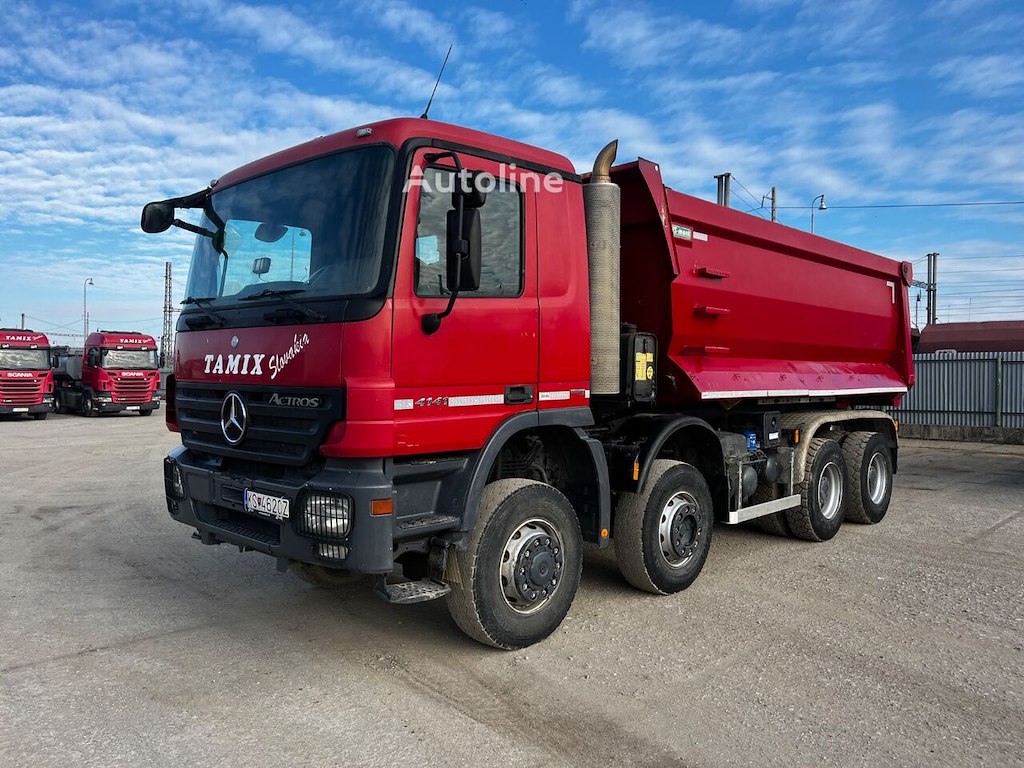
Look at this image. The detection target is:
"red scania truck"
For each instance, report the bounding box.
[143,118,913,649]
[0,329,54,419]
[54,330,161,416]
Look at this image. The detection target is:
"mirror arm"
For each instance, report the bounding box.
[422,151,467,335]
[171,219,217,239]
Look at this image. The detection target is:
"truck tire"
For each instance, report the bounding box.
[614,460,713,595]
[445,479,582,650]
[32,411,48,420]
[842,431,893,524]
[786,437,847,541]
[139,408,153,417]
[750,483,790,537]
[82,394,96,417]
[289,562,364,588]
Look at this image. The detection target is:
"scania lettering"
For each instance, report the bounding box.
[54,330,161,417]
[0,329,54,420]
[146,118,914,649]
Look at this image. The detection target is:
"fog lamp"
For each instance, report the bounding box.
[299,493,351,539]
[164,458,185,500]
[317,543,349,562]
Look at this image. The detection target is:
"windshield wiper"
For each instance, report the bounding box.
[240,289,326,321]
[181,296,227,327]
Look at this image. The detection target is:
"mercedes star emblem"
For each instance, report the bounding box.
[220,391,248,445]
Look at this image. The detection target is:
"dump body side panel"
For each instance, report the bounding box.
[614,160,914,406]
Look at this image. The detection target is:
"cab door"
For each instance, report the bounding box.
[391,148,538,455]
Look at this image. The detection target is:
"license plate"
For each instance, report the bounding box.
[126,405,140,411]
[12,407,27,413]
[244,489,290,520]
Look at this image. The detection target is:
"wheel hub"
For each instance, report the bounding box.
[659,492,702,568]
[500,520,563,614]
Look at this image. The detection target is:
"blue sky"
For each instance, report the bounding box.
[2,0,1023,343]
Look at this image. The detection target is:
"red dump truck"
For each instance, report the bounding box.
[54,331,161,416]
[0,329,54,419]
[143,118,913,649]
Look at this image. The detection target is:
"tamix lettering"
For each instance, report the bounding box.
[203,353,266,375]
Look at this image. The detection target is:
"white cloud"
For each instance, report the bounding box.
[933,54,1024,99]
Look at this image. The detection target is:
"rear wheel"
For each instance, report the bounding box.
[786,437,847,541]
[842,431,893,524]
[614,460,713,594]
[446,479,582,650]
[82,394,96,417]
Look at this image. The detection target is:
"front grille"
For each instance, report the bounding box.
[111,377,153,404]
[0,378,43,405]
[177,384,343,467]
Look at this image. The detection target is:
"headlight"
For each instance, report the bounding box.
[298,493,351,539]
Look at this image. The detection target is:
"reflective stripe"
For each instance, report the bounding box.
[702,386,908,400]
[539,390,571,402]
[448,394,505,407]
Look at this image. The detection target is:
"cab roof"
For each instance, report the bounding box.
[214,117,580,190]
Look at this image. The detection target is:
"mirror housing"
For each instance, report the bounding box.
[446,208,481,293]
[452,171,489,210]
[254,222,288,243]
[141,201,175,233]
[252,257,272,276]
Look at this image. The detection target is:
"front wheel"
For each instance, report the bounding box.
[842,431,893,524]
[32,411,48,420]
[614,460,713,594]
[445,479,582,650]
[139,408,154,417]
[786,437,848,541]
[82,394,96,417]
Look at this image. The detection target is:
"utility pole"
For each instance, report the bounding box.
[161,261,173,368]
[927,252,939,325]
[21,313,25,329]
[912,252,939,326]
[769,186,777,222]
[714,173,731,207]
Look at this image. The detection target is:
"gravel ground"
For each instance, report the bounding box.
[1,413,1022,767]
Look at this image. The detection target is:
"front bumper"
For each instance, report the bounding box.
[163,445,395,573]
[0,396,52,415]
[96,395,160,414]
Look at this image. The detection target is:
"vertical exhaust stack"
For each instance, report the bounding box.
[584,140,621,395]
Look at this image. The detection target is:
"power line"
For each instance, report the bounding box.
[729,176,770,220]
[776,200,1024,210]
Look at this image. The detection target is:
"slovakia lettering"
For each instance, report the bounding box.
[268,333,310,380]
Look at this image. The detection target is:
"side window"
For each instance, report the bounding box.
[414,166,522,298]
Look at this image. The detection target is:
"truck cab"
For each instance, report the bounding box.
[55,331,161,416]
[0,329,54,419]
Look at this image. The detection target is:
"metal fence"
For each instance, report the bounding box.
[889,351,1024,428]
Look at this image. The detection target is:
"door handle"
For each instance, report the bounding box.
[504,385,534,405]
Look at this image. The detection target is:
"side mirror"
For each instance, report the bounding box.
[452,171,489,210]
[252,257,272,276]
[87,349,99,367]
[141,202,175,233]
[446,208,481,292]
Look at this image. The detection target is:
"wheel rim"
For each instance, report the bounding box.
[499,517,564,615]
[658,491,703,568]
[817,461,843,519]
[866,451,888,505]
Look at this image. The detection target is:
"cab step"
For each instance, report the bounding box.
[374,576,451,605]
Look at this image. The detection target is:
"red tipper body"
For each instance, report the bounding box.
[613,160,914,405]
[0,329,53,415]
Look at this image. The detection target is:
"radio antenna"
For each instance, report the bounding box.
[420,44,453,120]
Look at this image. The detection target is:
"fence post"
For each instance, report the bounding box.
[995,354,1003,427]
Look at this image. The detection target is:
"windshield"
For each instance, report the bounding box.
[184,146,394,303]
[0,348,49,370]
[102,349,158,369]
